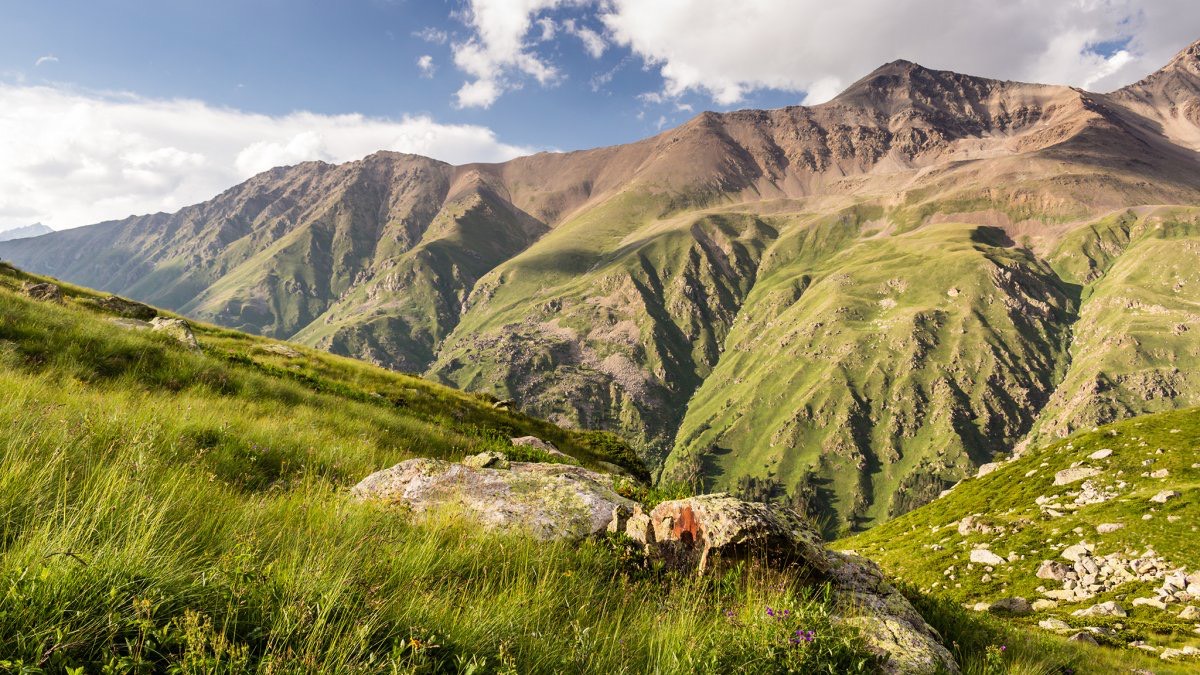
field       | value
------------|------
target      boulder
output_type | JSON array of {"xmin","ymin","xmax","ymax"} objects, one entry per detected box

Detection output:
[
  {"xmin": 1150, "ymin": 490, "xmax": 1180, "ymax": 504},
  {"xmin": 632, "ymin": 494, "xmax": 829, "ymax": 575},
  {"xmin": 1031, "ymin": 599, "xmax": 1058, "ymax": 611},
  {"xmin": 150, "ymin": 317, "xmax": 199, "ymax": 350},
  {"xmin": 461, "ymin": 451, "xmax": 510, "ymax": 470},
  {"xmin": 1072, "ymin": 601, "xmax": 1126, "ymax": 618},
  {"xmin": 969, "ymin": 549, "xmax": 1006, "ymax": 566},
  {"xmin": 23, "ymin": 282, "xmax": 61, "ymax": 303},
  {"xmin": 97, "ymin": 295, "xmax": 157, "ymax": 320},
  {"xmin": 829, "ymin": 553, "xmax": 960, "ymax": 675},
  {"xmin": 510, "ymin": 436, "xmax": 576, "ymax": 462},
  {"xmin": 1068, "ymin": 632, "xmax": 1098, "ymax": 645},
  {"xmin": 626, "ymin": 495, "xmax": 959, "ymax": 674},
  {"xmin": 351, "ymin": 458, "xmax": 636, "ymax": 541},
  {"xmin": 1132, "ymin": 597, "xmax": 1167, "ymax": 610},
  {"xmin": 1054, "ymin": 467, "xmax": 1101, "ymax": 485},
  {"xmin": 1088, "ymin": 448, "xmax": 1113, "ymax": 460},
  {"xmin": 1038, "ymin": 618, "xmax": 1071, "ymax": 632},
  {"xmin": 989, "ymin": 597, "xmax": 1032, "ymax": 615},
  {"xmin": 1179, "ymin": 605, "xmax": 1200, "ymax": 620},
  {"xmin": 976, "ymin": 462, "xmax": 1000, "ymax": 478},
  {"xmin": 1096, "ymin": 523, "xmax": 1124, "ymax": 534},
  {"xmin": 1061, "ymin": 542, "xmax": 1094, "ymax": 562},
  {"xmin": 1037, "ymin": 561, "xmax": 1069, "ymax": 581}
]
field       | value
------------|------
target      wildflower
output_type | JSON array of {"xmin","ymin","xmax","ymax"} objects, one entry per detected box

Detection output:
[
  {"xmin": 790, "ymin": 629, "xmax": 815, "ymax": 644},
  {"xmin": 1000, "ymin": 645, "xmax": 1007, "ymax": 652},
  {"xmin": 766, "ymin": 606, "xmax": 775, "ymax": 618}
]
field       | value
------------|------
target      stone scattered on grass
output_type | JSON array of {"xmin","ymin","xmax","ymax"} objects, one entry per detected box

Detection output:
[
  {"xmin": 1053, "ymin": 467, "xmax": 1102, "ymax": 485},
  {"xmin": 969, "ymin": 549, "xmax": 1006, "ymax": 566},
  {"xmin": 1072, "ymin": 601, "xmax": 1126, "ymax": 618},
  {"xmin": 1150, "ymin": 490, "xmax": 1180, "ymax": 504},
  {"xmin": 1096, "ymin": 523, "xmax": 1124, "ymax": 534}
]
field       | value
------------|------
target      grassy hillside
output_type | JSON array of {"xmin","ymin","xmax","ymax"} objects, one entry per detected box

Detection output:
[
  {"xmin": 840, "ymin": 407, "xmax": 1200, "ymax": 666},
  {"xmin": 0, "ymin": 265, "xmax": 1186, "ymax": 673},
  {"xmin": 0, "ymin": 263, "xmax": 888, "ymax": 673}
]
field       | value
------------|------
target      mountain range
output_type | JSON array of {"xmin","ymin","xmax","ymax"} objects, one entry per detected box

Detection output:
[
  {"xmin": 4, "ymin": 40, "xmax": 1200, "ymax": 533},
  {"xmin": 0, "ymin": 223, "xmax": 53, "ymax": 242}
]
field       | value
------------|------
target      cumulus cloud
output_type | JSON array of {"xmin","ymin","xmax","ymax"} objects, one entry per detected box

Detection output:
[
  {"xmin": 600, "ymin": 0, "xmax": 1200, "ymax": 105},
  {"xmin": 564, "ymin": 19, "xmax": 606, "ymax": 58},
  {"xmin": 451, "ymin": 0, "xmax": 593, "ymax": 108},
  {"xmin": 34, "ymin": 55, "xmax": 58, "ymax": 67},
  {"xmin": 0, "ymin": 84, "xmax": 533, "ymax": 230},
  {"xmin": 417, "ymin": 54, "xmax": 436, "ymax": 78}
]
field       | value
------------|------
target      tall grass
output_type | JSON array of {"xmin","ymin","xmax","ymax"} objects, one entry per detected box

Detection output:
[{"xmin": 0, "ymin": 276, "xmax": 875, "ymax": 673}]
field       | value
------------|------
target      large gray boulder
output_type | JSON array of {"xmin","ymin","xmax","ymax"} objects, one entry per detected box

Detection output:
[
  {"xmin": 150, "ymin": 317, "xmax": 199, "ymax": 350},
  {"xmin": 351, "ymin": 458, "xmax": 636, "ymax": 541},
  {"xmin": 625, "ymin": 494, "xmax": 958, "ymax": 675}
]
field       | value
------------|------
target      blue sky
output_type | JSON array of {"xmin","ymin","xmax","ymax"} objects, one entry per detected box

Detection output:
[
  {"xmin": 1, "ymin": 0, "xmax": 1197, "ymax": 230},
  {"xmin": 0, "ymin": 0, "xmax": 796, "ymax": 151}
]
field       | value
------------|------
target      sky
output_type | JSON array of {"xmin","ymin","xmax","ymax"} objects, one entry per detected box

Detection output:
[{"xmin": 1, "ymin": 0, "xmax": 1199, "ymax": 231}]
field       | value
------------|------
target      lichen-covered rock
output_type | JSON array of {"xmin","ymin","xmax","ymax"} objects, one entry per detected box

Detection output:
[
  {"xmin": 636, "ymin": 494, "xmax": 829, "ymax": 575},
  {"xmin": 23, "ymin": 282, "xmax": 61, "ymax": 302},
  {"xmin": 989, "ymin": 597, "xmax": 1032, "ymax": 615},
  {"xmin": 461, "ymin": 451, "xmax": 510, "ymax": 470},
  {"xmin": 829, "ymin": 552, "xmax": 960, "ymax": 675},
  {"xmin": 351, "ymin": 458, "xmax": 636, "ymax": 540},
  {"xmin": 150, "ymin": 317, "xmax": 199, "ymax": 350},
  {"xmin": 627, "ymin": 494, "xmax": 958, "ymax": 674},
  {"xmin": 97, "ymin": 295, "xmax": 157, "ymax": 320}
]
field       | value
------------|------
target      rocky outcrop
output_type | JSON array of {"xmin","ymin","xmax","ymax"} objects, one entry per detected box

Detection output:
[
  {"xmin": 23, "ymin": 282, "xmax": 61, "ymax": 303},
  {"xmin": 96, "ymin": 295, "xmax": 157, "ymax": 320},
  {"xmin": 351, "ymin": 458, "xmax": 636, "ymax": 541},
  {"xmin": 150, "ymin": 317, "xmax": 199, "ymax": 350},
  {"xmin": 622, "ymin": 494, "xmax": 958, "ymax": 674}
]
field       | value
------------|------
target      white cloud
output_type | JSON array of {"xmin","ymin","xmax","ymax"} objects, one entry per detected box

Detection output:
[
  {"xmin": 417, "ymin": 54, "xmax": 436, "ymax": 78},
  {"xmin": 600, "ymin": 0, "xmax": 1200, "ymax": 105},
  {"xmin": 34, "ymin": 55, "xmax": 58, "ymax": 67},
  {"xmin": 451, "ymin": 0, "xmax": 597, "ymax": 107},
  {"xmin": 563, "ymin": 19, "xmax": 606, "ymax": 58},
  {"xmin": 0, "ymin": 84, "xmax": 534, "ymax": 230},
  {"xmin": 414, "ymin": 27, "xmax": 449, "ymax": 44}
]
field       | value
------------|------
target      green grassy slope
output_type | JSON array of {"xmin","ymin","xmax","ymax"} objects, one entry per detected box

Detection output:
[
  {"xmin": 840, "ymin": 408, "xmax": 1200, "ymax": 662},
  {"xmin": 0, "ymin": 263, "xmax": 890, "ymax": 673},
  {"xmin": 664, "ymin": 219, "xmax": 1077, "ymax": 533},
  {"xmin": 1, "ymin": 264, "xmax": 1180, "ymax": 674},
  {"xmin": 430, "ymin": 192, "xmax": 779, "ymax": 464}
]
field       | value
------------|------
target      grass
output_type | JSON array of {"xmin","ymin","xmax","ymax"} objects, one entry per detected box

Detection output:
[
  {"xmin": 840, "ymin": 408, "xmax": 1200, "ymax": 672},
  {"xmin": 0, "ymin": 264, "xmax": 881, "ymax": 673}
]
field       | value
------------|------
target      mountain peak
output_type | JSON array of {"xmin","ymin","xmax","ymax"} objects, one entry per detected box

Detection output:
[{"xmin": 1164, "ymin": 38, "xmax": 1200, "ymax": 73}]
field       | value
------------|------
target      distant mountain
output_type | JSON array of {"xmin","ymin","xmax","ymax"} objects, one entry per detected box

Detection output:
[
  {"xmin": 0, "ymin": 223, "xmax": 53, "ymax": 242},
  {"xmin": 4, "ymin": 40, "xmax": 1200, "ymax": 532}
]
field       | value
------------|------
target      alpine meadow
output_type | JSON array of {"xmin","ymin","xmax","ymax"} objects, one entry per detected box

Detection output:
[{"xmin": 2, "ymin": 4, "xmax": 1200, "ymax": 673}]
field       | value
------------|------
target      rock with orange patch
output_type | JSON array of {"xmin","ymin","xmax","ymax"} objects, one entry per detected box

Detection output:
[{"xmin": 633, "ymin": 493, "xmax": 829, "ymax": 575}]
